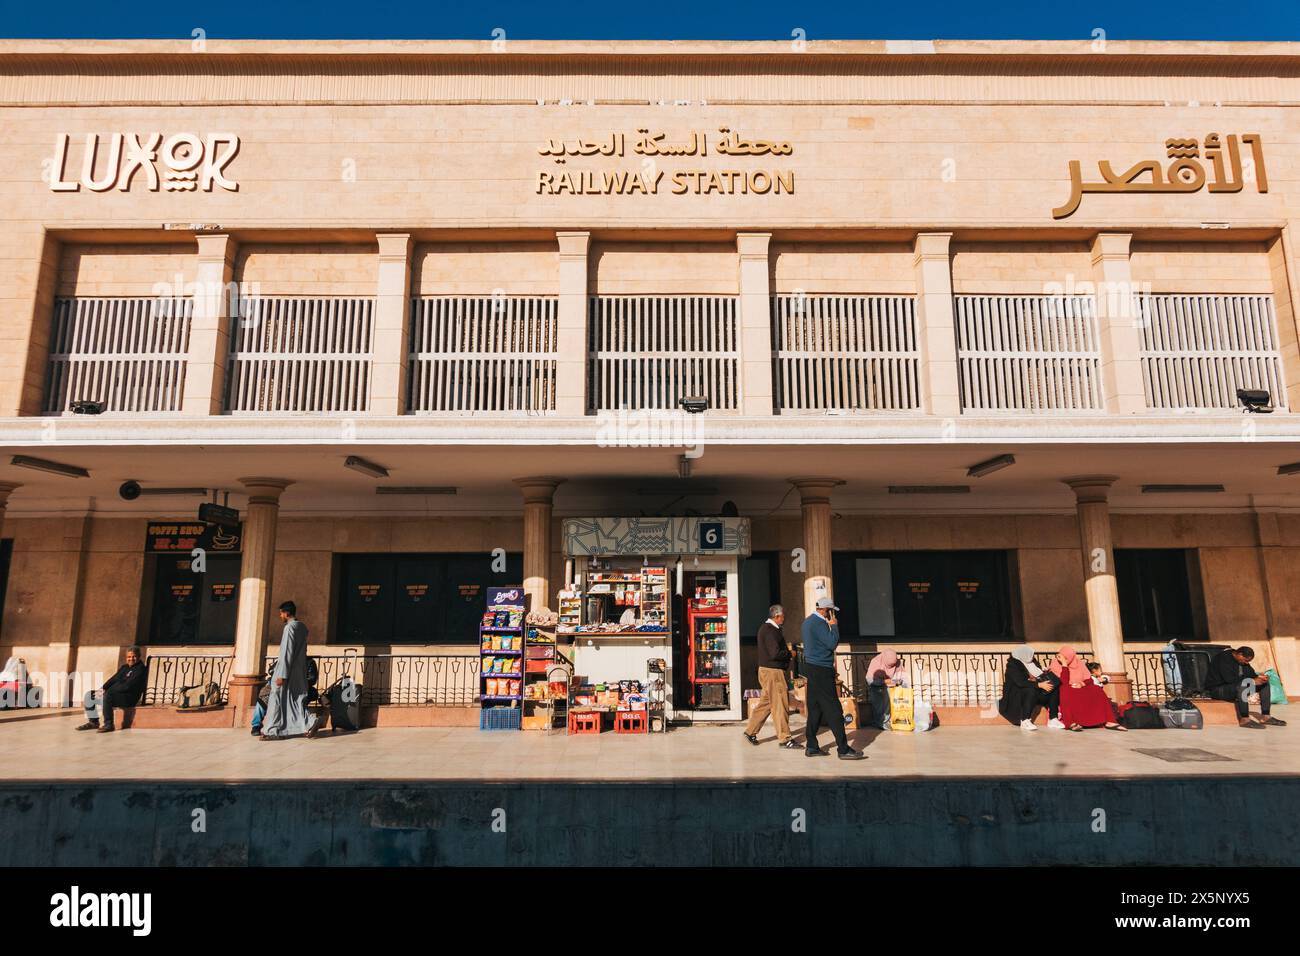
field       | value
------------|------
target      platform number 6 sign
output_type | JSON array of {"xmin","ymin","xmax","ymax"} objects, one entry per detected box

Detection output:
[{"xmin": 699, "ymin": 521, "xmax": 723, "ymax": 551}]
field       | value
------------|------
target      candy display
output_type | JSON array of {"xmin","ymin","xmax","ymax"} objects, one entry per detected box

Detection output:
[{"xmin": 479, "ymin": 587, "xmax": 527, "ymax": 730}]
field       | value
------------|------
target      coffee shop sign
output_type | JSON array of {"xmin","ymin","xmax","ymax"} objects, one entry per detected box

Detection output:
[{"xmin": 47, "ymin": 132, "xmax": 240, "ymax": 192}]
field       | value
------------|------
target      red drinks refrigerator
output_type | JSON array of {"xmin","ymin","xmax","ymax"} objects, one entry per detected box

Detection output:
[{"xmin": 686, "ymin": 599, "xmax": 730, "ymax": 709}]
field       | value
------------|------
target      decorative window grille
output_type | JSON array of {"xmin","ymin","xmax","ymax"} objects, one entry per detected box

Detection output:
[
  {"xmin": 1137, "ymin": 294, "xmax": 1286, "ymax": 411},
  {"xmin": 771, "ymin": 295, "xmax": 919, "ymax": 412},
  {"xmin": 955, "ymin": 295, "xmax": 1102, "ymax": 412},
  {"xmin": 407, "ymin": 297, "xmax": 558, "ymax": 413},
  {"xmin": 43, "ymin": 297, "xmax": 191, "ymax": 413},
  {"xmin": 225, "ymin": 297, "xmax": 373, "ymax": 413},
  {"xmin": 587, "ymin": 295, "xmax": 739, "ymax": 412}
]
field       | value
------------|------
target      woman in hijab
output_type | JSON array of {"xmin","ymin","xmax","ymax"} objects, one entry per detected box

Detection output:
[
  {"xmin": 865, "ymin": 647, "xmax": 908, "ymax": 729},
  {"xmin": 998, "ymin": 645, "xmax": 1063, "ymax": 731},
  {"xmin": 1053, "ymin": 645, "xmax": 1126, "ymax": 731}
]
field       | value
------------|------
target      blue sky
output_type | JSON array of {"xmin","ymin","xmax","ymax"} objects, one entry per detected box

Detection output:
[{"xmin": 5, "ymin": 0, "xmax": 1297, "ymax": 41}]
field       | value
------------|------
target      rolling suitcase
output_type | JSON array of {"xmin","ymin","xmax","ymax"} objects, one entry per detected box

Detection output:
[
  {"xmin": 325, "ymin": 676, "xmax": 362, "ymax": 732},
  {"xmin": 1159, "ymin": 697, "xmax": 1204, "ymax": 729}
]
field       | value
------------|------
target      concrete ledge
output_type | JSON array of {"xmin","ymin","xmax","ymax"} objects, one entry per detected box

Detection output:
[
  {"xmin": 122, "ymin": 706, "xmax": 237, "ymax": 729},
  {"xmin": 119, "ymin": 704, "xmax": 478, "ymax": 730}
]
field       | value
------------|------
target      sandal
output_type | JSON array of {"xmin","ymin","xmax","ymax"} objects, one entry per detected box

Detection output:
[
  {"xmin": 1105, "ymin": 723, "xmax": 1128, "ymax": 731},
  {"xmin": 1068, "ymin": 723, "xmax": 1084, "ymax": 732}
]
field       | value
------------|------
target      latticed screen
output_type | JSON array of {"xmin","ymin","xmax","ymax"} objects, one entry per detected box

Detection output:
[
  {"xmin": 955, "ymin": 295, "xmax": 1102, "ymax": 412},
  {"xmin": 1137, "ymin": 294, "xmax": 1286, "ymax": 410},
  {"xmin": 587, "ymin": 295, "xmax": 739, "ymax": 412},
  {"xmin": 407, "ymin": 296, "xmax": 558, "ymax": 413},
  {"xmin": 771, "ymin": 294, "xmax": 919, "ymax": 412},
  {"xmin": 225, "ymin": 297, "xmax": 374, "ymax": 413},
  {"xmin": 43, "ymin": 297, "xmax": 192, "ymax": 413}
]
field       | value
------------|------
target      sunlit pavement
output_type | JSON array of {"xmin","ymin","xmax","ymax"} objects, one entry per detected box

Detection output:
[{"xmin": 4, "ymin": 710, "xmax": 1295, "ymax": 782}]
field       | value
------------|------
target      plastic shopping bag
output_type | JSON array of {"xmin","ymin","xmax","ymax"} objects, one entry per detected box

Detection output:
[
  {"xmin": 913, "ymin": 696, "xmax": 936, "ymax": 733},
  {"xmin": 888, "ymin": 686, "xmax": 915, "ymax": 732},
  {"xmin": 1265, "ymin": 668, "xmax": 1288, "ymax": 707}
]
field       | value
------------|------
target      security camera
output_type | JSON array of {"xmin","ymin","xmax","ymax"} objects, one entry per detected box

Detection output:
[
  {"xmin": 678, "ymin": 396, "xmax": 709, "ymax": 414},
  {"xmin": 1237, "ymin": 388, "xmax": 1274, "ymax": 414},
  {"xmin": 119, "ymin": 480, "xmax": 142, "ymax": 501}
]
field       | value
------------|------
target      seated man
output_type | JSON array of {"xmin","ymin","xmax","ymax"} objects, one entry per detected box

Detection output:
[
  {"xmin": 77, "ymin": 646, "xmax": 148, "ymax": 733},
  {"xmin": 1205, "ymin": 645, "xmax": 1286, "ymax": 729}
]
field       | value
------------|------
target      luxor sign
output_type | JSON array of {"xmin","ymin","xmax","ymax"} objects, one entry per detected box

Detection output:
[{"xmin": 48, "ymin": 132, "xmax": 240, "ymax": 192}]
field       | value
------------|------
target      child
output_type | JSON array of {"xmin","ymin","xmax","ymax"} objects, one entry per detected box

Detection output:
[{"xmin": 1087, "ymin": 661, "xmax": 1109, "ymax": 688}]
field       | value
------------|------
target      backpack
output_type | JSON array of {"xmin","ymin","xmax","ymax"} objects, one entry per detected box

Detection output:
[
  {"xmin": 1118, "ymin": 700, "xmax": 1164, "ymax": 730},
  {"xmin": 178, "ymin": 681, "xmax": 221, "ymax": 709}
]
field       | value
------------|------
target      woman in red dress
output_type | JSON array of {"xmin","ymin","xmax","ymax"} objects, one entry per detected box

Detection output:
[{"xmin": 1051, "ymin": 646, "xmax": 1127, "ymax": 732}]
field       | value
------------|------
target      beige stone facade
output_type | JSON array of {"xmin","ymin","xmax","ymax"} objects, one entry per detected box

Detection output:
[{"xmin": 1, "ymin": 40, "xmax": 1299, "ymax": 710}]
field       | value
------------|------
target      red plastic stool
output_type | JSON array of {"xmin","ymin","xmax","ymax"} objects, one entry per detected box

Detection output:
[
  {"xmin": 569, "ymin": 711, "xmax": 601, "ymax": 735},
  {"xmin": 615, "ymin": 710, "xmax": 648, "ymax": 734}
]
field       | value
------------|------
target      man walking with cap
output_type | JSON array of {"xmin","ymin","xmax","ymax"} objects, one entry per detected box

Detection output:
[{"xmin": 800, "ymin": 596, "xmax": 864, "ymax": 760}]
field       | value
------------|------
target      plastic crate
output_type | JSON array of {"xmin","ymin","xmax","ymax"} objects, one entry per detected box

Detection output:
[
  {"xmin": 615, "ymin": 710, "xmax": 648, "ymax": 734},
  {"xmin": 480, "ymin": 707, "xmax": 522, "ymax": 731},
  {"xmin": 568, "ymin": 711, "xmax": 601, "ymax": 735}
]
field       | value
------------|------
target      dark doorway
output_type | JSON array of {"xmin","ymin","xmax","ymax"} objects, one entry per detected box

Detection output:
[
  {"xmin": 831, "ymin": 550, "xmax": 1015, "ymax": 642},
  {"xmin": 1115, "ymin": 549, "xmax": 1199, "ymax": 642},
  {"xmin": 148, "ymin": 553, "xmax": 241, "ymax": 645},
  {"xmin": 336, "ymin": 552, "xmax": 522, "ymax": 645}
]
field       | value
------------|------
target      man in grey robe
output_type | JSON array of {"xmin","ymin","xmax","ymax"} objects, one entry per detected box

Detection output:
[{"xmin": 260, "ymin": 601, "xmax": 320, "ymax": 740}]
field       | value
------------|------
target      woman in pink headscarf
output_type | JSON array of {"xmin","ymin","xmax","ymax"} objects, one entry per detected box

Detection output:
[
  {"xmin": 1052, "ymin": 646, "xmax": 1126, "ymax": 731},
  {"xmin": 865, "ymin": 648, "xmax": 908, "ymax": 729}
]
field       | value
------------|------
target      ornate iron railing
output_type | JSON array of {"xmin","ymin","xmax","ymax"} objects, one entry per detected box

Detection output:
[
  {"xmin": 142, "ymin": 654, "xmax": 234, "ymax": 706},
  {"xmin": 264, "ymin": 652, "xmax": 481, "ymax": 706},
  {"xmin": 1123, "ymin": 649, "xmax": 1213, "ymax": 702},
  {"xmin": 798, "ymin": 647, "xmax": 1211, "ymax": 706}
]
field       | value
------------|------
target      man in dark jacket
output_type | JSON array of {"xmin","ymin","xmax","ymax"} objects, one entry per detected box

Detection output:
[
  {"xmin": 1205, "ymin": 646, "xmax": 1286, "ymax": 729},
  {"xmin": 800, "ymin": 597, "xmax": 865, "ymax": 760},
  {"xmin": 76, "ymin": 647, "xmax": 148, "ymax": 733},
  {"xmin": 743, "ymin": 604, "xmax": 798, "ymax": 748}
]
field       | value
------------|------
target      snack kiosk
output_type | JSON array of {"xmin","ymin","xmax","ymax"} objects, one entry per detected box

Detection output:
[{"xmin": 559, "ymin": 516, "xmax": 749, "ymax": 722}]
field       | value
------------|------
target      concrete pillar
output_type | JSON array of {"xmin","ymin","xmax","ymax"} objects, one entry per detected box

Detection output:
[
  {"xmin": 1251, "ymin": 505, "xmax": 1300, "ymax": 689},
  {"xmin": 737, "ymin": 232, "xmax": 773, "ymax": 416},
  {"xmin": 229, "ymin": 477, "xmax": 293, "ymax": 726},
  {"xmin": 912, "ymin": 233, "xmax": 960, "ymax": 418},
  {"xmin": 556, "ymin": 231, "xmax": 590, "ymax": 416},
  {"xmin": 0, "ymin": 483, "xmax": 18, "ymax": 641},
  {"xmin": 1268, "ymin": 225, "xmax": 1300, "ymax": 410},
  {"xmin": 181, "ymin": 234, "xmax": 237, "ymax": 415},
  {"xmin": 370, "ymin": 233, "xmax": 414, "ymax": 415},
  {"xmin": 1089, "ymin": 233, "xmax": 1146, "ymax": 415},
  {"xmin": 789, "ymin": 477, "xmax": 843, "ymax": 619},
  {"xmin": 513, "ymin": 477, "xmax": 564, "ymax": 612},
  {"xmin": 1063, "ymin": 475, "xmax": 1132, "ymax": 703}
]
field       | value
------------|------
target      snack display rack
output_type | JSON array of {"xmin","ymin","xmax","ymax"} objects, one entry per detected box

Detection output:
[
  {"xmin": 562, "ymin": 566, "xmax": 671, "ymax": 636},
  {"xmin": 522, "ymin": 623, "xmax": 571, "ymax": 731},
  {"xmin": 479, "ymin": 587, "xmax": 526, "ymax": 731}
]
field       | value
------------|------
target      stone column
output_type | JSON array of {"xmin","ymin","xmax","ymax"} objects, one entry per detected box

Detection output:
[
  {"xmin": 0, "ymin": 483, "xmax": 18, "ymax": 641},
  {"xmin": 1063, "ymin": 475, "xmax": 1132, "ymax": 703},
  {"xmin": 789, "ymin": 477, "xmax": 844, "ymax": 619},
  {"xmin": 556, "ymin": 231, "xmax": 590, "ymax": 417},
  {"xmin": 513, "ymin": 477, "xmax": 564, "ymax": 612},
  {"xmin": 370, "ymin": 233, "xmax": 414, "ymax": 415},
  {"xmin": 229, "ymin": 477, "xmax": 293, "ymax": 726},
  {"xmin": 1089, "ymin": 232, "xmax": 1146, "ymax": 415},
  {"xmin": 1268, "ymin": 225, "xmax": 1300, "ymax": 410},
  {"xmin": 912, "ymin": 233, "xmax": 961, "ymax": 418},
  {"xmin": 737, "ymin": 232, "xmax": 773, "ymax": 416},
  {"xmin": 1251, "ymin": 505, "xmax": 1300, "ymax": 690},
  {"xmin": 181, "ymin": 234, "xmax": 237, "ymax": 415}
]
